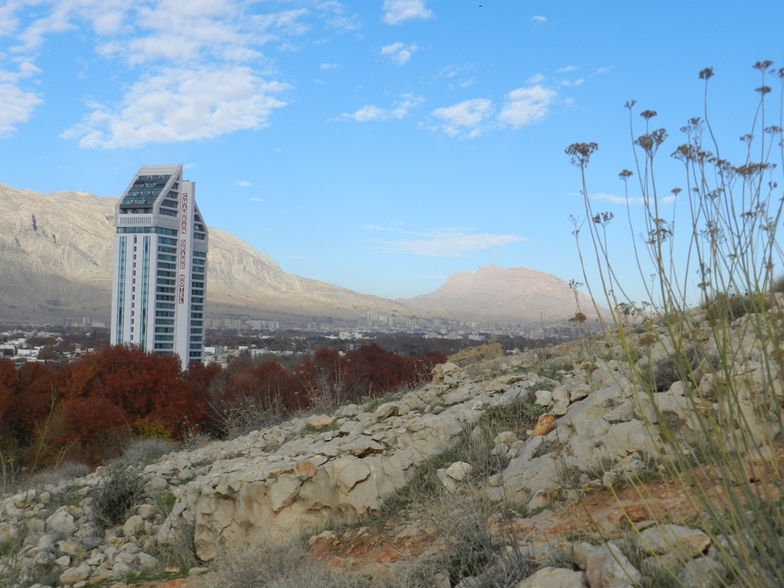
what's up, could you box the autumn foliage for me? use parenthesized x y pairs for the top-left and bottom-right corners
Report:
(0, 343), (444, 471)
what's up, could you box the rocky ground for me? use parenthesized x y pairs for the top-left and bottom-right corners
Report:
(2, 308), (781, 587)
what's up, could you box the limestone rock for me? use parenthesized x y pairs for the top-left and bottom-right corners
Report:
(640, 525), (711, 558)
(678, 557), (727, 588)
(445, 461), (474, 481)
(59, 562), (92, 585)
(123, 515), (145, 538)
(585, 542), (642, 588)
(516, 566), (587, 587)
(46, 509), (77, 536)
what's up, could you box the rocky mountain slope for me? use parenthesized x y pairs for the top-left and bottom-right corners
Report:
(0, 183), (598, 328)
(1, 303), (775, 587)
(0, 184), (414, 325)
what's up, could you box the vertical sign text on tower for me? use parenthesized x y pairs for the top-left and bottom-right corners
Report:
(178, 192), (189, 304)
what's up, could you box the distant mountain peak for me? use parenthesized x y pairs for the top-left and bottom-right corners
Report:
(399, 265), (599, 324)
(0, 183), (601, 327)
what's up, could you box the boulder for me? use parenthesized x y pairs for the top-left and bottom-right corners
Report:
(640, 525), (711, 558)
(585, 541), (642, 588)
(59, 562), (92, 585)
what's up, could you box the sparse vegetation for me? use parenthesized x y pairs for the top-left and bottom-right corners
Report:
(217, 542), (368, 588)
(568, 60), (784, 587)
(91, 465), (145, 528)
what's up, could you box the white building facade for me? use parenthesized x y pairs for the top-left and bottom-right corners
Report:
(110, 165), (209, 370)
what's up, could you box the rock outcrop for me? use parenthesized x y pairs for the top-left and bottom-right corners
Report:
(1, 307), (779, 586)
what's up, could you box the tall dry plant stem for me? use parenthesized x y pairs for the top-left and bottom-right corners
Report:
(567, 62), (784, 587)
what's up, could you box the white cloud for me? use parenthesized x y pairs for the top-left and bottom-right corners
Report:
(430, 98), (492, 138)
(0, 2), (22, 36)
(381, 41), (417, 65)
(96, 1), (297, 65)
(248, 197), (263, 202)
(235, 180), (251, 187)
(4, 1), (322, 147)
(0, 60), (43, 136)
(320, 62), (340, 70)
(497, 84), (556, 128)
(61, 65), (289, 148)
(340, 93), (423, 122)
(560, 79), (584, 87)
(383, 0), (433, 25)
(0, 79), (42, 137)
(530, 15), (546, 23)
(345, 105), (386, 122)
(381, 229), (523, 257)
(362, 224), (394, 232)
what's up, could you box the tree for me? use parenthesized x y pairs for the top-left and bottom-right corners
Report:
(63, 345), (196, 438)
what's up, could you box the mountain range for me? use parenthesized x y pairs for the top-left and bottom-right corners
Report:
(0, 183), (597, 327)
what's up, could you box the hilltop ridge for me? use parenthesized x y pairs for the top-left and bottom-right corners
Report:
(0, 183), (597, 328)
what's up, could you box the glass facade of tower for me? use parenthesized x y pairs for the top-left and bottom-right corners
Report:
(110, 164), (209, 370)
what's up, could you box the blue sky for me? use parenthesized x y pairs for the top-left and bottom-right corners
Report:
(2, 1), (783, 304)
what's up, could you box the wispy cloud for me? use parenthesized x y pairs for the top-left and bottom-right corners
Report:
(379, 228), (523, 257)
(381, 41), (417, 65)
(316, 1), (362, 32)
(429, 98), (493, 138)
(436, 63), (476, 90)
(383, 0), (433, 25)
(590, 192), (677, 205)
(248, 197), (263, 202)
(320, 62), (340, 70)
(61, 65), (289, 148)
(339, 93), (423, 122)
(235, 180), (251, 187)
(362, 224), (394, 231)
(557, 65), (579, 73)
(530, 15), (547, 23)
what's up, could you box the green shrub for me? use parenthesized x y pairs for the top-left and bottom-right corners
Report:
(704, 293), (768, 324)
(91, 466), (145, 528)
(646, 347), (703, 392)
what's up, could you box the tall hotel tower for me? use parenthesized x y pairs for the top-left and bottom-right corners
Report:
(110, 165), (209, 370)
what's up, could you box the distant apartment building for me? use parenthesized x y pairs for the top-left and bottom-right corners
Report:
(110, 164), (209, 370)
